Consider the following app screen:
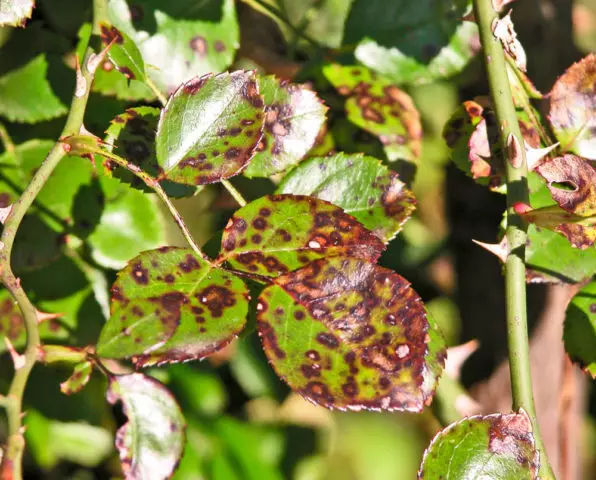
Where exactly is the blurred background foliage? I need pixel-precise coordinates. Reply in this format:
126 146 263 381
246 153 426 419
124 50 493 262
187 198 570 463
0 0 594 478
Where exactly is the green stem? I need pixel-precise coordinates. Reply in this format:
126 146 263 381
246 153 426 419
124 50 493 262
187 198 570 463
222 179 247 207
145 76 168 106
472 1 555 478
0 123 15 153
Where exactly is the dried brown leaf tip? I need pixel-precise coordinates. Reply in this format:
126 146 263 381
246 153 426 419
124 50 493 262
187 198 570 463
492 11 527 71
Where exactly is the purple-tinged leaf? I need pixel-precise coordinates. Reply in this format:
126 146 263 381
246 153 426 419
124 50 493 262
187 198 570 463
257 258 446 412
218 194 385 278
60 361 93 395
107 373 185 480
97 247 248 367
156 71 265 185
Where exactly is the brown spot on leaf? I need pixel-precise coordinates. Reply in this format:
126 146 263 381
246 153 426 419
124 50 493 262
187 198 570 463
189 36 208 57
131 262 149 285
100 24 124 45
197 285 236 317
316 332 340 349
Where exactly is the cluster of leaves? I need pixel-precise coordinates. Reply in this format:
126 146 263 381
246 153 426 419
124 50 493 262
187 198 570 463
1 0 595 479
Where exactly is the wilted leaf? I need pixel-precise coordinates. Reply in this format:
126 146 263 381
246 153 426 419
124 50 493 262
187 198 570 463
97 247 248 367
323 65 422 165
217 194 385 278
107 0 239 93
563 281 596 377
0 54 67 123
100 22 146 83
277 153 416 242
345 0 479 85
418 410 539 479
0 0 34 27
548 53 596 159
155 71 265 185
243 76 327 178
257 257 445 412
60 361 93 395
107 373 185 480
536 154 596 217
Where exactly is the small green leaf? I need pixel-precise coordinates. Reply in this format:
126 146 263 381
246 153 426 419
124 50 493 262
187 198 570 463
156 71 265 185
277 153 416 242
100 22 146 83
60 361 93 395
218 194 385 278
548 53 596 159
0 0 34 27
243 75 327 178
564 281 596 377
0 54 67 123
257 258 445 411
345 0 478 85
107 373 185 480
97 247 248 367
323 65 421 166
418 410 539 479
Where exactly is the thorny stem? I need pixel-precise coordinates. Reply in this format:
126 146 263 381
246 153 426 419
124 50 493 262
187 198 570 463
472 0 555 478
222 179 247 207
0 5 104 477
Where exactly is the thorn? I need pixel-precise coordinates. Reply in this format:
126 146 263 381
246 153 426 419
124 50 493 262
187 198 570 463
74 54 87 98
4 337 25 370
461 10 476 22
507 133 522 168
0 204 13 224
472 237 508 262
525 141 559 171
87 37 117 75
513 202 533 215
35 309 63 324
445 340 480 379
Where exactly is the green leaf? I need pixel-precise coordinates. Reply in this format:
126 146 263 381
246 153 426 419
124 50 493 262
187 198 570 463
257 257 445 411
60 361 93 395
218 194 385 278
104 107 196 197
97 247 249 367
323 65 421 166
563 281 596 377
243 75 327 178
345 0 478 85
107 0 239 93
100 22 146 83
0 0 34 27
548 53 596 159
277 153 416 243
156 71 265 185
418 410 538 479
107 373 186 480
0 54 67 123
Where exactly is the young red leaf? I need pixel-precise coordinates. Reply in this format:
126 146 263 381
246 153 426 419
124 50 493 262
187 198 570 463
217 194 385 278
256 258 446 412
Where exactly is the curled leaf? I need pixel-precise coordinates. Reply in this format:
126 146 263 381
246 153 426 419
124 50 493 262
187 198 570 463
107 374 185 480
563 281 596 377
60 361 93 395
155 71 265 185
218 194 385 278
257 257 446 412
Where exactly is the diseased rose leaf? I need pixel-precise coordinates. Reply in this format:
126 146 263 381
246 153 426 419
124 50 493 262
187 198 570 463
104 107 196 198
344 0 478 85
256 257 446 412
100 22 146 83
323 65 422 168
307 123 335 158
0 289 25 353
507 61 542 108
96 247 248 367
218 194 385 278
418 410 539 479
155 71 265 185
60 361 93 395
563 281 596 378
107 0 239 94
107 373 185 480
0 54 67 123
277 153 416 243
0 0 34 27
536 154 596 217
548 53 596 159
243 75 327 178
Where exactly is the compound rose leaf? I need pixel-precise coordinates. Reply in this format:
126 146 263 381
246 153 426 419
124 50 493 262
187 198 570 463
107 373 185 480
99 22 146 83
97 247 249 367
243 75 327 178
563 281 596 378
217 194 385 278
155 71 265 185
548 53 596 159
277 153 416 243
418 410 539 479
257 258 446 412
